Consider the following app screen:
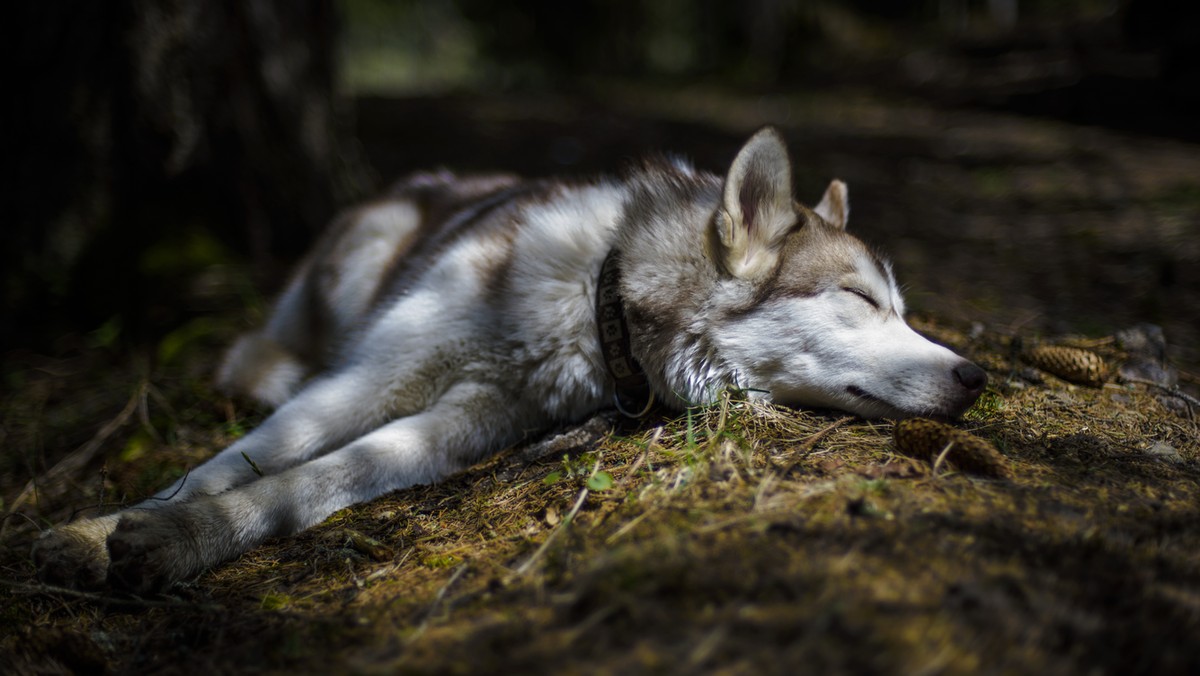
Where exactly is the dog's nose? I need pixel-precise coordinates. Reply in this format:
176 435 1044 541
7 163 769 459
953 362 988 393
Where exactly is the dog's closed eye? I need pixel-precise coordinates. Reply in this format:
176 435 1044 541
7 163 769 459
841 286 880 309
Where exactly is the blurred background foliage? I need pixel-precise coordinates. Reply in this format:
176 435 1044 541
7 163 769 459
3 0 1197 359
341 0 1119 93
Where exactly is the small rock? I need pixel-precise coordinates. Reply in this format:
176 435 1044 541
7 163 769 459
1155 395 1195 419
1047 391 1078 406
342 529 393 561
1118 357 1178 389
999 379 1027 394
1145 441 1183 464
1017 368 1044 385
1115 323 1167 361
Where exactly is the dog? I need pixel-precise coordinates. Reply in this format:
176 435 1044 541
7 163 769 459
33 128 987 591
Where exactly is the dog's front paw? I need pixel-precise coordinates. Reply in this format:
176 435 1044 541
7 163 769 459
106 510 206 594
32 516 121 589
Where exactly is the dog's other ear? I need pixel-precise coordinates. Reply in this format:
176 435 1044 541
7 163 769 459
714 127 797 280
814 179 849 230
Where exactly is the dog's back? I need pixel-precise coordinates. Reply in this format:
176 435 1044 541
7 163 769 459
217 170 628 417
218 172 531 406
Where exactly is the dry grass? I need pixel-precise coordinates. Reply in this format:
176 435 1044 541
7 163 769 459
2 313 1198 674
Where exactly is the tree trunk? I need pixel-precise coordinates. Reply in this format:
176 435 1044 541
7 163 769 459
3 0 374 349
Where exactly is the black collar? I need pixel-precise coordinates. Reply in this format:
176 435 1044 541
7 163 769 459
596 250 655 417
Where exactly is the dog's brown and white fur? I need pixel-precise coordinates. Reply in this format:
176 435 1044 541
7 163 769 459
33 128 986 591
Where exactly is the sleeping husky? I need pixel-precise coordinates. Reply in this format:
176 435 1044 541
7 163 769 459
34 128 986 591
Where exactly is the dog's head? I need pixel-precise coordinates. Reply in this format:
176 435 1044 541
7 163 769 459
622 127 986 419
706 127 986 418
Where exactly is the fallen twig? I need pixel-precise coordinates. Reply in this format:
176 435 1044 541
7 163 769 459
778 416 854 472
931 441 956 477
3 382 144 537
1123 377 1200 420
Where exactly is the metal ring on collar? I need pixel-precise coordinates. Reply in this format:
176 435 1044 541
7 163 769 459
613 390 656 418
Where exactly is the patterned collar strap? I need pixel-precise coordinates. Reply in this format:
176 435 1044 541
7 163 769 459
596 250 655 417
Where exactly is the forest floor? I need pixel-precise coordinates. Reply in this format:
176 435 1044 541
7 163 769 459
3 88 1200 674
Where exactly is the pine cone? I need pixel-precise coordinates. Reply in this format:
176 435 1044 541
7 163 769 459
1022 345 1108 387
894 418 1010 479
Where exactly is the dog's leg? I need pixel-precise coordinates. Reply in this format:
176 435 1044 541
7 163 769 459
104 381 527 592
32 364 403 587
149 365 404 498
28 513 124 589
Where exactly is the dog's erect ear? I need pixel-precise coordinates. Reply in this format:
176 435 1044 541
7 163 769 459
814 179 849 230
714 127 797 280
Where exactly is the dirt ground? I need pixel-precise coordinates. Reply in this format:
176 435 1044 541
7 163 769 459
2 89 1199 674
